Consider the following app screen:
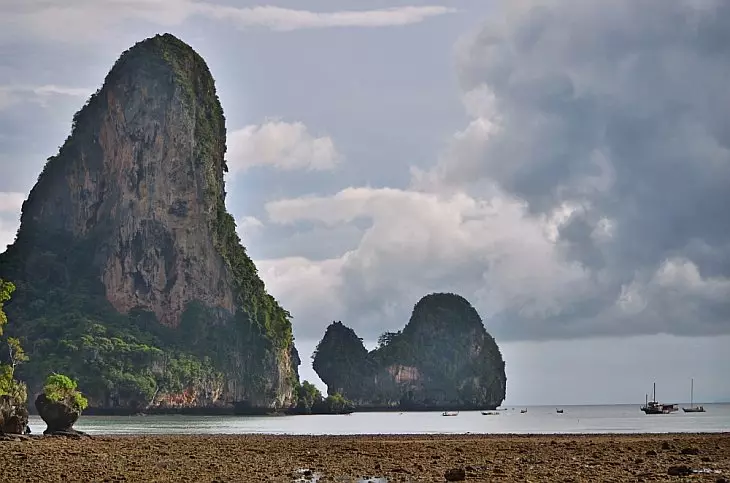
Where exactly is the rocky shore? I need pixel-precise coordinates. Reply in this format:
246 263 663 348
0 433 727 482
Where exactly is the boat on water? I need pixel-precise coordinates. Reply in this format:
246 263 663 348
520 408 527 414
481 411 500 416
682 378 706 413
641 382 678 414
556 408 564 414
442 411 459 416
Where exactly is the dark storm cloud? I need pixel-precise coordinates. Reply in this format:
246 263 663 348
423 0 730 339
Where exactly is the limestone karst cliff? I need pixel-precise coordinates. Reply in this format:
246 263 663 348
313 293 506 409
0 34 299 411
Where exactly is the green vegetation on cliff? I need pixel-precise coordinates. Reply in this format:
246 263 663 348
0 34 297 409
292 380 355 415
312 322 371 396
313 293 507 409
0 268 225 408
0 279 28 403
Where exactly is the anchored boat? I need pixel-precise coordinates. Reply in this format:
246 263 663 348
641 382 678 414
682 378 706 413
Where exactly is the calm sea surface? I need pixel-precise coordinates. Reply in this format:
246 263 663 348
27 404 730 435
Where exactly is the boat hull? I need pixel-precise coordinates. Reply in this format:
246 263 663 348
641 405 678 414
682 407 705 413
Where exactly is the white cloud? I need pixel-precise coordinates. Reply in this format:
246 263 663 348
227 121 340 173
0 220 17 253
0 192 25 213
260 186 590 340
234 215 264 241
651 258 730 302
197 5 457 31
0 85 91 110
0 2 456 42
256 256 345 326
29 85 91 97
0 192 23 252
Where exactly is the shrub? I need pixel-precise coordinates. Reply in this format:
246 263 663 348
43 373 88 411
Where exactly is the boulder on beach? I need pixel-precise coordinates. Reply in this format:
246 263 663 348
0 395 29 434
35 393 82 435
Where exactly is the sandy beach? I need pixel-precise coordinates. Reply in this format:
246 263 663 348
0 433 728 482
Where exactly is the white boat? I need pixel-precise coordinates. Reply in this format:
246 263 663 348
682 378 706 413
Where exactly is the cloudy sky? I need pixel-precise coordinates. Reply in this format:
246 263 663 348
1 0 729 405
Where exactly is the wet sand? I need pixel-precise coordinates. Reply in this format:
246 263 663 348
1 433 728 482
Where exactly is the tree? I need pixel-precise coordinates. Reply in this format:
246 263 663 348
0 278 15 335
377 331 400 348
0 279 28 402
7 337 28 374
43 373 88 412
323 392 354 414
295 380 323 413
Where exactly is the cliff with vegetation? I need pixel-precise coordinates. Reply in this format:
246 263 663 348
313 293 506 410
0 34 299 412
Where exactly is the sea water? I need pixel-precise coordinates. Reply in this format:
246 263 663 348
27 403 730 435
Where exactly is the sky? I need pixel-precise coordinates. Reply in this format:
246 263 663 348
1 0 729 405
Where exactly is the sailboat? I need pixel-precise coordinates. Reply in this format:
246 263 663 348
640 382 678 414
682 378 706 413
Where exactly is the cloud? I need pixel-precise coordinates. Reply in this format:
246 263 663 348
255 0 730 343
0 192 24 252
0 85 91 111
197 5 457 31
227 121 340 173
260 187 592 341
1 1 456 42
234 216 264 242
0 192 25 213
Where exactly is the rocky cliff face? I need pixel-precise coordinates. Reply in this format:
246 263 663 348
313 293 506 409
0 34 298 411
23 33 233 328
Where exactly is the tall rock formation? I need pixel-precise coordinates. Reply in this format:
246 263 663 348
0 34 299 411
313 293 506 409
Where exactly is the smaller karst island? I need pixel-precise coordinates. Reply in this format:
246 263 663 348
313 293 506 412
0 34 505 434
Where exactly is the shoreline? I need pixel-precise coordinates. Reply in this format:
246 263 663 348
2 433 728 482
29 402 728 417
49 405 501 417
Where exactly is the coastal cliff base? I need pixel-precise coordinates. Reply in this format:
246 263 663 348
0 433 727 482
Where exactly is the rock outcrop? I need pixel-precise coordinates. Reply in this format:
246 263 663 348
0 395 29 434
0 34 298 411
313 293 506 410
35 394 81 435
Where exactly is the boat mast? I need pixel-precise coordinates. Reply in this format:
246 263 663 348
653 382 656 402
691 378 694 408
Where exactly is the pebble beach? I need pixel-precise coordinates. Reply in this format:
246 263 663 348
1 433 728 482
